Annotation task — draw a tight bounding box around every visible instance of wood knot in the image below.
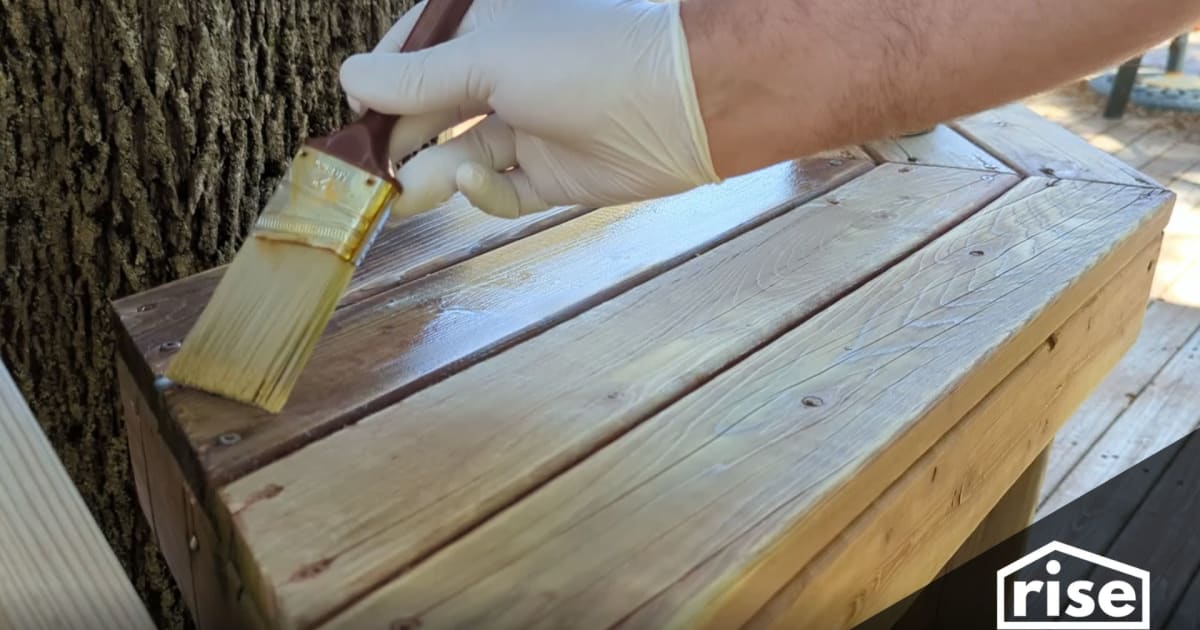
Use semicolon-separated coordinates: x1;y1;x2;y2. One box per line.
159;340;182;352
828;159;844;166
1046;333;1059;351
136;303;157;313
390;617;423;630
801;396;824;408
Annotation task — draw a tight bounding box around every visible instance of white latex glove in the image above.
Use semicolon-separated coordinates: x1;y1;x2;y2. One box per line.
339;0;721;220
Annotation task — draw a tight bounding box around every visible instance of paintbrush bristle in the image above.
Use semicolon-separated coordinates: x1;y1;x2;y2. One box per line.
165;237;354;412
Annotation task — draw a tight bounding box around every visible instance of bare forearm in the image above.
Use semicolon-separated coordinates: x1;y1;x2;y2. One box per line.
683;0;1200;177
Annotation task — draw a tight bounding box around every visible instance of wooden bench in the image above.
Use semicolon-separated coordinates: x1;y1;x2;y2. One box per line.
0;359;156;630
111;102;1174;630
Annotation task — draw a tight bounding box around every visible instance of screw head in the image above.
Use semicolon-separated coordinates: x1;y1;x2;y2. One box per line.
218;433;241;446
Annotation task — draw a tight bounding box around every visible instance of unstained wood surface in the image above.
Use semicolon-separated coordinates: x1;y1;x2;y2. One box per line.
0;359;155;630
953;103;1156;187
320;180;1171;630
223;164;1017;628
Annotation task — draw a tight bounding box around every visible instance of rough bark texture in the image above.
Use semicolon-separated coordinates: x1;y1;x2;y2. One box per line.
0;1;409;626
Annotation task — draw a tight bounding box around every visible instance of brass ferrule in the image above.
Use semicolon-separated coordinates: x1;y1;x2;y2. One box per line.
252;148;397;266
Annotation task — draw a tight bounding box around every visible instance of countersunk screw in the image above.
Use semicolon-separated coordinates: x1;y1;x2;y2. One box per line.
219;433;241;446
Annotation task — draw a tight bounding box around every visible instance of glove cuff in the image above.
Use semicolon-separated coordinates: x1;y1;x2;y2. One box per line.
666;0;723;186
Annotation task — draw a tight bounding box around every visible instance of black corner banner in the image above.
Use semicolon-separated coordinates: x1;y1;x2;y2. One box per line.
853;428;1200;630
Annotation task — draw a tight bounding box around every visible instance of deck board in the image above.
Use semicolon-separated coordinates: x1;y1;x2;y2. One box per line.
0;361;155;630
1104;429;1200;627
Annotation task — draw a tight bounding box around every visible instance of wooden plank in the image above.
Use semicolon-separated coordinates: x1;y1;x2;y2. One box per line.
1103;429;1200;627
0;360;155;630
220;164;1017;628
119;154;872;493
863;125;1014;173
952;103;1157;186
119;356;267;630
1038;320;1200;518
322;180;1173;630
112;196;593;348
746;242;1156;629
949;449;1049;572
1040;299;1200;507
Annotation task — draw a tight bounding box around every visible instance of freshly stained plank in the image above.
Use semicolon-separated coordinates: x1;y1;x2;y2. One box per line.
222;164;1017;628
1040;299;1200;506
746;243;1155;629
1039;321;1200;517
0;360;155;630
1103;429;1200;627
953;103;1156;186
113;195;593;367
324;180;1173;630
135;154;871;493
863;125;1014;173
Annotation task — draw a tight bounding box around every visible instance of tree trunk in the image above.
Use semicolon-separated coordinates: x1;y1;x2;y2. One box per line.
0;1;409;626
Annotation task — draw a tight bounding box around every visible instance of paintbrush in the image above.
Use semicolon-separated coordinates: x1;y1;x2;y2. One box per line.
165;0;475;413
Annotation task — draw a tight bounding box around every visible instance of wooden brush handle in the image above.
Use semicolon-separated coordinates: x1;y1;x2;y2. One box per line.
306;0;476;185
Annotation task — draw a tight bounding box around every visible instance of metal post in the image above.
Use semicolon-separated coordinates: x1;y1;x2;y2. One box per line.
1167;33;1189;73
1104;56;1143;119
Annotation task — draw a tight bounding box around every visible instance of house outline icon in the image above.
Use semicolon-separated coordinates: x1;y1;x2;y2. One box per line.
995;540;1150;629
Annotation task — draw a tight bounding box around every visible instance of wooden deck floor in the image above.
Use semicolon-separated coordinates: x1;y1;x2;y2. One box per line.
1024;39;1200;519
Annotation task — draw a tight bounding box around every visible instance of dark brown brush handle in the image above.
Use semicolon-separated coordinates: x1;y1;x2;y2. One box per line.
305;0;476;185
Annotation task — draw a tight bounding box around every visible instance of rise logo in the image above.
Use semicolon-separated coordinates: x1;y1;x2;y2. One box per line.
996;541;1149;629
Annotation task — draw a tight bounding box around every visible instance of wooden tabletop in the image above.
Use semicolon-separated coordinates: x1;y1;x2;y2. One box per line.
0;360;156;630
112;103;1175;630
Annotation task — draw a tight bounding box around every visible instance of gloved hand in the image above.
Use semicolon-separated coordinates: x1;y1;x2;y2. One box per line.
339;0;722;221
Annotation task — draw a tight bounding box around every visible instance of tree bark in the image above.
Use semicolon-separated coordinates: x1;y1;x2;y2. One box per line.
0;1;409;626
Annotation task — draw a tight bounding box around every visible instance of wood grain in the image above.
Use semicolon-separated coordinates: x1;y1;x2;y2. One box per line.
952;103;1157;186
864;125;1015;174
1038;319;1200;518
745;241;1156;629
1040;300;1200;509
220;164;1017;628
0;359;155;630
322;180;1172;630
119;154;870;494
